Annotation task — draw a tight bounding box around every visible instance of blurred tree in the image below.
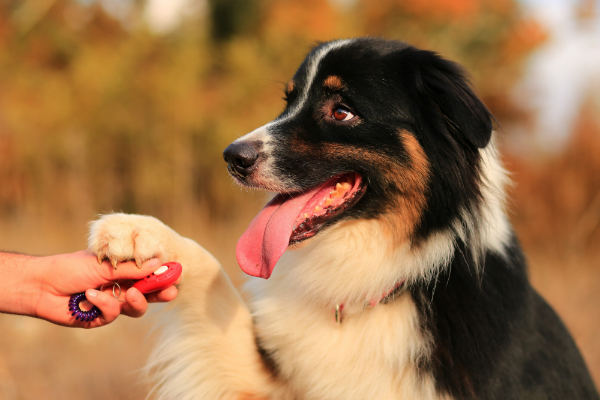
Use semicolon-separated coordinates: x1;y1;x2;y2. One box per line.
354;0;546;121
207;0;260;41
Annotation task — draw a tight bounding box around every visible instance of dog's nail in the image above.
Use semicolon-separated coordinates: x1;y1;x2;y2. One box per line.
97;255;103;265
111;259;118;270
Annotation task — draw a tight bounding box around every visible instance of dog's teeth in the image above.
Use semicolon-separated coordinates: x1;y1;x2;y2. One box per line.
330;191;340;198
341;182;351;190
303;213;309;219
314;206;322;213
324;198;332;206
336;182;342;190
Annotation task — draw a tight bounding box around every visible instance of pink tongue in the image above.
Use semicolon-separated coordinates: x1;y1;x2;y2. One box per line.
236;186;323;279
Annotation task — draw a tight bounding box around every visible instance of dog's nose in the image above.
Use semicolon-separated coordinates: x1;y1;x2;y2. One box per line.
223;142;260;177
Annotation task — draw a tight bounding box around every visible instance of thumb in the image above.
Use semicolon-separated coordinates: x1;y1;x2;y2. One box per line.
84;289;121;324
105;258;162;281
121;287;148;318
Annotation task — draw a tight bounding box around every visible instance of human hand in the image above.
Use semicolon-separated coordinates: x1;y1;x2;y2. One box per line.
28;251;180;328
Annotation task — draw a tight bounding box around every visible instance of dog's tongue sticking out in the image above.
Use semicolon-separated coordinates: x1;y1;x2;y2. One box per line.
236;174;361;278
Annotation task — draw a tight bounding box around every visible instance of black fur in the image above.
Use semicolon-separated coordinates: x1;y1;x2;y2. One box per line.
413;236;598;399
226;37;599;399
266;38;493;243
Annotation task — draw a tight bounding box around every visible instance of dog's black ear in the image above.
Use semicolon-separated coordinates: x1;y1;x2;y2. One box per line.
402;48;493;149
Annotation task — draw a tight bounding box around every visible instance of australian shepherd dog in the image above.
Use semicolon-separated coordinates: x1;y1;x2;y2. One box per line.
88;38;599;399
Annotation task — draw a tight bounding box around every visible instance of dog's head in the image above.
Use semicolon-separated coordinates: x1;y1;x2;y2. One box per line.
224;38;494;279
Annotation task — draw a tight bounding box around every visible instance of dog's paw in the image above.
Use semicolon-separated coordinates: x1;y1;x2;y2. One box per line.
88;213;177;269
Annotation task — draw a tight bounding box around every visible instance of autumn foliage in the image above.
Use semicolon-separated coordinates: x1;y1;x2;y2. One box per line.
0;0;543;233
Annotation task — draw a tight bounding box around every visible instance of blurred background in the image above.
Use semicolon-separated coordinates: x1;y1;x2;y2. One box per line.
0;0;599;398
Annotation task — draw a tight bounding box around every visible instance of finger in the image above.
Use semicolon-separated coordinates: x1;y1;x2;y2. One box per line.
84;289;121;324
145;285;178;303
101;258;162;282
121;288;148;318
174;274;182;285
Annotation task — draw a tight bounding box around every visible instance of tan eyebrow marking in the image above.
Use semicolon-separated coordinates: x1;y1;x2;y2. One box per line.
279;39;351;121
323;75;344;90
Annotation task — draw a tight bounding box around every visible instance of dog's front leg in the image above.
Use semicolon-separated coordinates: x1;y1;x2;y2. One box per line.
88;213;280;400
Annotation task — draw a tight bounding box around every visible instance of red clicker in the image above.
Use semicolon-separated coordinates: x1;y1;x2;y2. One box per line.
69;261;182;322
132;261;182;294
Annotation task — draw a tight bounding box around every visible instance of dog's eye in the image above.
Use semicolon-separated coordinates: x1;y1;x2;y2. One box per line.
332;108;354;122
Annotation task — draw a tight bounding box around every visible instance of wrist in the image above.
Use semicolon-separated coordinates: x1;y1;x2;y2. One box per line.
26;255;53;318
0;252;43;316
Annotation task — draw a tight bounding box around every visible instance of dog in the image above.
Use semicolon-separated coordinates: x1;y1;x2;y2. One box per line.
88;38;599;400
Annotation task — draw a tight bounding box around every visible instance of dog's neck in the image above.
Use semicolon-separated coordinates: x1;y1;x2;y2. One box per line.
268;218;453;315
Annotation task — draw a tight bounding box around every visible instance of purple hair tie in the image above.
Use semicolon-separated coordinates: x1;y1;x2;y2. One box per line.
68;292;101;322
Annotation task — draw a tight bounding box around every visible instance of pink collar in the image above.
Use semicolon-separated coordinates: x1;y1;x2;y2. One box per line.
334;281;405;323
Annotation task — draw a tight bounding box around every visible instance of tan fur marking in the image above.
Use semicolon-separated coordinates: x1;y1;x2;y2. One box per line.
384;130;430;244
290;129;430;247
286;81;294;94
323;75;344;90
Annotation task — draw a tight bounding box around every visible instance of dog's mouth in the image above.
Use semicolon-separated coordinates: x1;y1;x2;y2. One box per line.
236;172;366;279
289;174;365;244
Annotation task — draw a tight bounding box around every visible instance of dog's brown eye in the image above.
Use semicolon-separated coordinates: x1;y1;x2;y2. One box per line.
333;108;354;121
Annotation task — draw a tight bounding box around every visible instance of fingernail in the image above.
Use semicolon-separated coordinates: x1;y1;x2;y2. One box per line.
130;289;141;302
86;289;98;298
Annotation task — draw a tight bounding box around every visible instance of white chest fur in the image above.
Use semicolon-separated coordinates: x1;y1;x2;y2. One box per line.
246;220;452;400
250;285;448;400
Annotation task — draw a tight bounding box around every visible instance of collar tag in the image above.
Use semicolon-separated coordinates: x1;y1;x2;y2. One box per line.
333;281;405;324
334;304;343;324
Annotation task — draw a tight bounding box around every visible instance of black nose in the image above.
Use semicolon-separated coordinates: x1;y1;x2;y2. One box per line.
223;142;260;177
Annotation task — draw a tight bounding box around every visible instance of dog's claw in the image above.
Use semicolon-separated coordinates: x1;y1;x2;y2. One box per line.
135;257;143;269
111;258;118;270
97;255;103;265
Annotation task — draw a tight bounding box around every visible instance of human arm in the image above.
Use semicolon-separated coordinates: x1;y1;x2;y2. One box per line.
0;250;179;328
